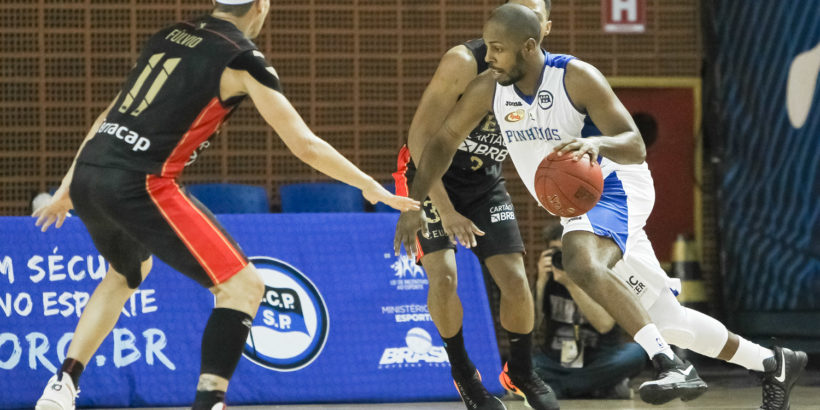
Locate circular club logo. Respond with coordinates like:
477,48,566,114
537,90,554,110
243,257,329,372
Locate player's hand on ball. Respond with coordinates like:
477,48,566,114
362,182,420,212
439,209,484,248
553,137,600,163
394,210,425,259
32,189,73,232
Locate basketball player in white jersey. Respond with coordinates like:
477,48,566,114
395,4,806,408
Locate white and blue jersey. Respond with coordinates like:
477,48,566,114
492,52,679,308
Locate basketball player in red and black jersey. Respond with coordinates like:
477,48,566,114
32,1,419,408
395,1,557,409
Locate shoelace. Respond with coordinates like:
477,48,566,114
760,381,785,409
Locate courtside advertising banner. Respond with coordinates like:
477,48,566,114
0,214,503,407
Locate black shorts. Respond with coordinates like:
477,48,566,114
393,146,524,262
70,163,248,288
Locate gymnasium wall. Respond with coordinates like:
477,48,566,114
0,0,703,274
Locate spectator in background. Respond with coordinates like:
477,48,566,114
532,222,646,399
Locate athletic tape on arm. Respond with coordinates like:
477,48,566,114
228,50,282,93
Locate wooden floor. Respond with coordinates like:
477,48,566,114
108,385,818,409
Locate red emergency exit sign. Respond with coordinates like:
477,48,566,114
602,0,647,33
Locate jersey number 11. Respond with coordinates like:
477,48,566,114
119,53,181,117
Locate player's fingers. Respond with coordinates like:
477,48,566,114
464,230,477,248
573,146,591,161
552,141,570,154
40,215,56,232
55,213,67,229
403,241,416,262
421,220,431,239
456,227,471,248
559,140,581,156
471,223,485,236
390,196,420,212
34,212,46,227
394,232,403,256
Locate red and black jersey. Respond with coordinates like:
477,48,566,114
406,38,506,195
78,15,257,177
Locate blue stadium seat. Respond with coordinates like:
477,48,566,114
373,182,399,213
186,183,270,214
279,182,364,212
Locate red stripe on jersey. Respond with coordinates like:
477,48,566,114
393,144,411,196
145,175,247,285
392,145,424,261
161,98,229,177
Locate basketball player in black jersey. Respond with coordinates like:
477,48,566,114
32,1,418,409
395,1,557,409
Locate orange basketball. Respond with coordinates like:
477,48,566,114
534,152,603,217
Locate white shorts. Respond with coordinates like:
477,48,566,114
561,167,680,309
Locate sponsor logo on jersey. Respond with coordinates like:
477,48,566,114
378,327,449,369
457,138,509,162
381,304,432,323
626,275,646,296
489,203,516,223
504,127,561,143
506,101,523,106
537,90,554,110
242,257,329,372
185,140,211,166
504,109,525,122
98,121,151,152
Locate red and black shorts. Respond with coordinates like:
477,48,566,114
392,146,524,263
70,162,248,288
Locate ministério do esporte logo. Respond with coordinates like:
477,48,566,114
242,257,329,372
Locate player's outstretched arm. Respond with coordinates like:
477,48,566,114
557,60,645,165
407,46,485,247
394,72,494,257
232,66,419,212
33,95,119,232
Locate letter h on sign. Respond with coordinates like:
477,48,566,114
602,0,646,33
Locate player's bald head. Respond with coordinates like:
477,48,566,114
486,3,542,46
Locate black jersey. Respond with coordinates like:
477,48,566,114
78,15,257,177
408,38,506,193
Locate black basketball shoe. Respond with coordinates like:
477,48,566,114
453,369,506,410
638,353,708,405
499,362,560,410
759,346,808,410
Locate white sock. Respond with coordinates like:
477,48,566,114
728,336,774,372
634,324,674,360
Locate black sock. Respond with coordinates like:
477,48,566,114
441,328,475,378
507,330,533,376
192,389,225,409
59,358,84,389
200,308,253,379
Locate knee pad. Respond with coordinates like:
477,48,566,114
648,290,728,358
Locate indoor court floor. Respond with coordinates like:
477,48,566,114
99,368,819,410
100,386,820,410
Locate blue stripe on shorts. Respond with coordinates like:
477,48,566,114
586,172,629,252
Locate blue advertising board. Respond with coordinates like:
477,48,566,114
0,214,503,407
